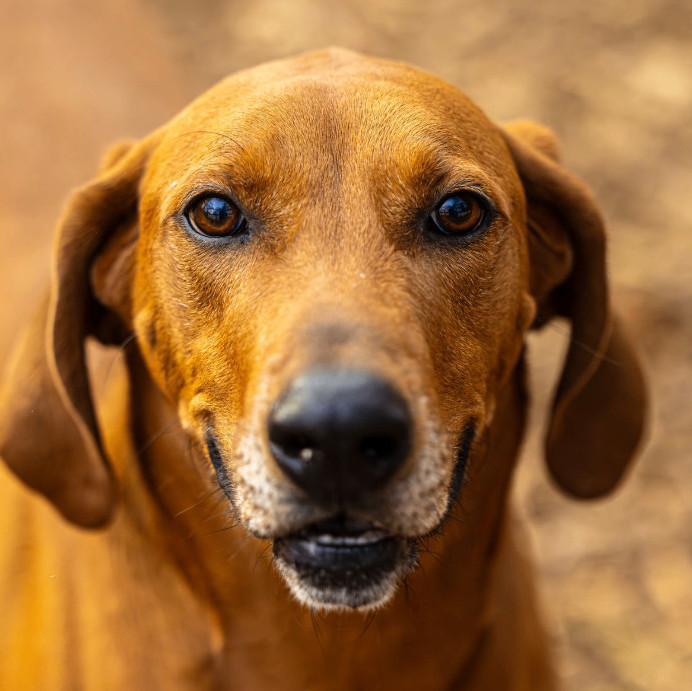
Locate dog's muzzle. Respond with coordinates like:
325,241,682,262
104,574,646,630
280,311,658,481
267,367,415,607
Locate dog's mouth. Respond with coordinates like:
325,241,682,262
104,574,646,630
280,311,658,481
273,515,415,610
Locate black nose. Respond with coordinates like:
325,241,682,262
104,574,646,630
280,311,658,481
268,368,412,503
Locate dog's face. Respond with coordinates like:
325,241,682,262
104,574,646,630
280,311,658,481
131,53,533,609
0,49,647,613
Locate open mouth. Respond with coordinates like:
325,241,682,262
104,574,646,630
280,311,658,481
273,516,411,609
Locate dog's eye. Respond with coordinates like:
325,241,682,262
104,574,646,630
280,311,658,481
186,195,244,237
431,192,486,236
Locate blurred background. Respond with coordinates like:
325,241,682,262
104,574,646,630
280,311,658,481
1,0,690,688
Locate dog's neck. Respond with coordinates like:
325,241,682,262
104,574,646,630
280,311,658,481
114,346,553,688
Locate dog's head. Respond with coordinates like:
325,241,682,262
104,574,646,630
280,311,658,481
0,49,647,610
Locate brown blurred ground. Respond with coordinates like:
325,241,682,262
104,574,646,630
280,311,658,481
1,1,690,688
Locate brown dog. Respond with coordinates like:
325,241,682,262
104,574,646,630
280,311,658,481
0,49,647,689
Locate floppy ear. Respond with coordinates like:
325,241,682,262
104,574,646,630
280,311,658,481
0,135,158,526
502,121,648,498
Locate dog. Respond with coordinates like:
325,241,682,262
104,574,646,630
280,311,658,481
0,48,647,689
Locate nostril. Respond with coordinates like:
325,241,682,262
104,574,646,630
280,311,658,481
359,435,398,463
272,430,315,460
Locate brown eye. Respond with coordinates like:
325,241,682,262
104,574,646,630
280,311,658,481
187,195,244,237
432,192,486,236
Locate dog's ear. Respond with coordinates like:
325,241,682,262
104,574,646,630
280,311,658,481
0,134,158,526
502,121,648,498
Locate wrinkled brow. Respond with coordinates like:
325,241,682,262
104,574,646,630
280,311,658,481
371,137,510,221
162,128,313,203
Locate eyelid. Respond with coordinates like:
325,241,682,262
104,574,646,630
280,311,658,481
432,163,510,220
436,184,495,211
440,187,489,203
180,188,241,214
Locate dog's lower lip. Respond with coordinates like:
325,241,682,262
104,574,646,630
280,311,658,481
275,519,401,572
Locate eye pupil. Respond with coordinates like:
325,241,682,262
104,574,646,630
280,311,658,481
433,192,485,235
202,197,231,225
440,196,470,221
187,195,242,237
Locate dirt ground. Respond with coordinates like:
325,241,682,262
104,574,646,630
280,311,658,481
1,1,690,688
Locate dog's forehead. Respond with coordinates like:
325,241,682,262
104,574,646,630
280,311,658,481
152,50,516,187
180,48,485,127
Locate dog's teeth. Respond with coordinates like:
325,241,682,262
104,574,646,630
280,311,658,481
313,531,387,546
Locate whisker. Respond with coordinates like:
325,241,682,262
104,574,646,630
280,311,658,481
173,487,221,518
252,543,272,574
226,539,252,561
357,610,378,639
137,417,179,455
546,321,622,366
118,332,137,350
202,508,238,524
101,332,137,391
403,576,417,607
208,521,241,536
420,547,444,567
309,609,325,651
